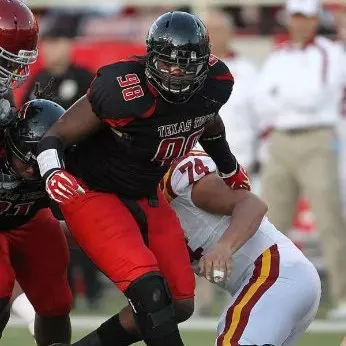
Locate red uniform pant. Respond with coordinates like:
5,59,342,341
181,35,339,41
0,208,72,316
60,187,195,300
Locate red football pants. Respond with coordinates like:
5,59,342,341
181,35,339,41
60,187,195,299
0,208,72,316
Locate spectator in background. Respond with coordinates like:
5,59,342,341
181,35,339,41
335,8,346,212
23,15,92,109
204,10,259,178
23,17,104,310
192,9,259,316
335,8,346,254
336,8,346,47
205,10,257,174
254,0,346,320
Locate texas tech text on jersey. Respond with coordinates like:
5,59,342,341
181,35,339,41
67,55,234,198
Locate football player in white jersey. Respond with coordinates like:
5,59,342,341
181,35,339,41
160,151,321,346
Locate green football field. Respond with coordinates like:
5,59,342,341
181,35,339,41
1,328,345,346
2,274,341,345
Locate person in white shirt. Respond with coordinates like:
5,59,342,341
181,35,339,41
192,10,260,317
335,10,346,216
160,151,321,346
329,8,346,321
204,10,259,175
254,0,346,320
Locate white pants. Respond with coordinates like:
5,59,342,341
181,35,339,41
215,244,321,346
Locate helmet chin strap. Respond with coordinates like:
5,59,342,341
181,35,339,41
4,133,39,181
4,154,41,183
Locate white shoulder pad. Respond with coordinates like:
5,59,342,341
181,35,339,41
168,152,217,198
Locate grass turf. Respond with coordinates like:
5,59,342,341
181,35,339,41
2,328,345,346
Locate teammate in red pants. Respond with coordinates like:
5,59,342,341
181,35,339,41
0,99,72,346
37,11,246,346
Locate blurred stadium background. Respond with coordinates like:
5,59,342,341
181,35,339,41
4,0,346,345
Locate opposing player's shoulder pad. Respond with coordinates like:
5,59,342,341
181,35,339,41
204,55,234,107
87,57,156,120
166,152,217,198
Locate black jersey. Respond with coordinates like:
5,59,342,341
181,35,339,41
67,55,234,198
0,158,49,231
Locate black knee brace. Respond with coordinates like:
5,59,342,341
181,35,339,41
124,272,177,340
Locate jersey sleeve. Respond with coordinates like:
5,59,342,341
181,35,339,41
87,60,156,122
204,56,234,111
161,152,217,201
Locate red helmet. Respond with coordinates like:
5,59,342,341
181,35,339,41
0,0,38,92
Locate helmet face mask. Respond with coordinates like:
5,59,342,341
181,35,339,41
6,126,37,167
146,11,211,103
146,50,209,102
0,48,38,92
0,0,39,93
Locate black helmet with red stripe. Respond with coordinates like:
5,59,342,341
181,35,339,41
146,11,211,103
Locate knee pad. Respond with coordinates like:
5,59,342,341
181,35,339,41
124,272,177,339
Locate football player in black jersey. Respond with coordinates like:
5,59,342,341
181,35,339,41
37,11,247,346
0,99,73,345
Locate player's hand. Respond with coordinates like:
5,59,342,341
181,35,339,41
219,164,251,191
46,170,85,204
198,241,232,284
0,98,16,127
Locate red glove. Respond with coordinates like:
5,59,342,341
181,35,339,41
218,164,251,191
46,170,85,204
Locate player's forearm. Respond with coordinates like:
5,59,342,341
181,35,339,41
219,195,267,254
199,114,238,175
37,96,102,179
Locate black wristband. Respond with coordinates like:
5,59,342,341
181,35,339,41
199,131,238,175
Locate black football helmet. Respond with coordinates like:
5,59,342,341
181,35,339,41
5,99,64,169
146,11,210,103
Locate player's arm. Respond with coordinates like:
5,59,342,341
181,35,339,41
191,173,267,282
35,94,103,203
36,63,139,204
36,63,134,183
40,95,102,147
199,58,250,189
199,114,250,190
